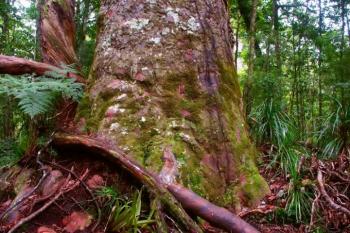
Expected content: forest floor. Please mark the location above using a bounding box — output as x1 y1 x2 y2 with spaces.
0 147 349 233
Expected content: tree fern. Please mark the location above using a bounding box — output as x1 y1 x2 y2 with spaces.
0 67 83 118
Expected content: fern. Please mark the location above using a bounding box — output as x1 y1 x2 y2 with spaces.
0 68 83 118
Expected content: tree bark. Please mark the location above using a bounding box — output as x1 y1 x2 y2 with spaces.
38 0 82 125
38 0 78 66
78 0 268 208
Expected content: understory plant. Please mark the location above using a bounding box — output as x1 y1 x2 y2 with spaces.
0 66 83 167
108 189 155 233
250 99 313 223
249 99 301 174
315 101 350 158
0 67 83 118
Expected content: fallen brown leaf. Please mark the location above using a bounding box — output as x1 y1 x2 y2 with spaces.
62 211 92 233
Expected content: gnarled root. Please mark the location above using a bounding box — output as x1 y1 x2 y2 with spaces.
52 133 259 233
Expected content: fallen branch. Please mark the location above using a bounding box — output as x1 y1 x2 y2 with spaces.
0 55 85 83
52 133 260 233
238 205 277 217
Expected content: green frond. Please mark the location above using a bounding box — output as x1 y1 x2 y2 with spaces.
0 72 83 118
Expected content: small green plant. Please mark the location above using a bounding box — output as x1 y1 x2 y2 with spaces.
285 176 313 223
0 66 83 118
250 100 314 223
96 186 119 208
109 189 154 233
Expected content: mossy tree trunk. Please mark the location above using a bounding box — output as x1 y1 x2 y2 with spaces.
79 0 269 208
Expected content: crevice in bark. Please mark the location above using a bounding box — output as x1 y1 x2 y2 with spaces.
195 0 237 188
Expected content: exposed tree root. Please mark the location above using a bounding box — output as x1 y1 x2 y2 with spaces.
52 133 259 233
0 55 85 83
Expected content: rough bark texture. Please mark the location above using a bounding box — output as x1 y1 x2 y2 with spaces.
39 0 78 66
39 0 81 125
79 0 269 208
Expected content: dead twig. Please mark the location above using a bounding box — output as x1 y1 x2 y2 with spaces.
42 159 101 231
308 191 320 230
7 168 88 233
0 133 55 221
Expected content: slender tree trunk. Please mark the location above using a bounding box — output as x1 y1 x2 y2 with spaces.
272 0 281 75
318 0 323 117
235 14 241 72
243 0 258 118
75 0 91 47
79 0 268 207
340 0 346 108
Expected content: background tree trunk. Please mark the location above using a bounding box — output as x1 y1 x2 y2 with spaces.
38 0 80 126
79 0 268 208
243 0 258 118
38 0 78 66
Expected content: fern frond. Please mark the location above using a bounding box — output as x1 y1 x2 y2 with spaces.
0 71 83 118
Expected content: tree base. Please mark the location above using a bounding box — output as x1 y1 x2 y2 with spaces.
52 133 259 233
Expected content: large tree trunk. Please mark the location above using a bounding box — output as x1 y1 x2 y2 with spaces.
78 0 268 208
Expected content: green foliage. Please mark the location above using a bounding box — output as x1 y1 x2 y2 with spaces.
315 102 350 158
250 100 294 146
249 100 303 174
0 138 23 168
250 100 314 223
109 189 155 233
0 1 37 58
0 68 83 118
